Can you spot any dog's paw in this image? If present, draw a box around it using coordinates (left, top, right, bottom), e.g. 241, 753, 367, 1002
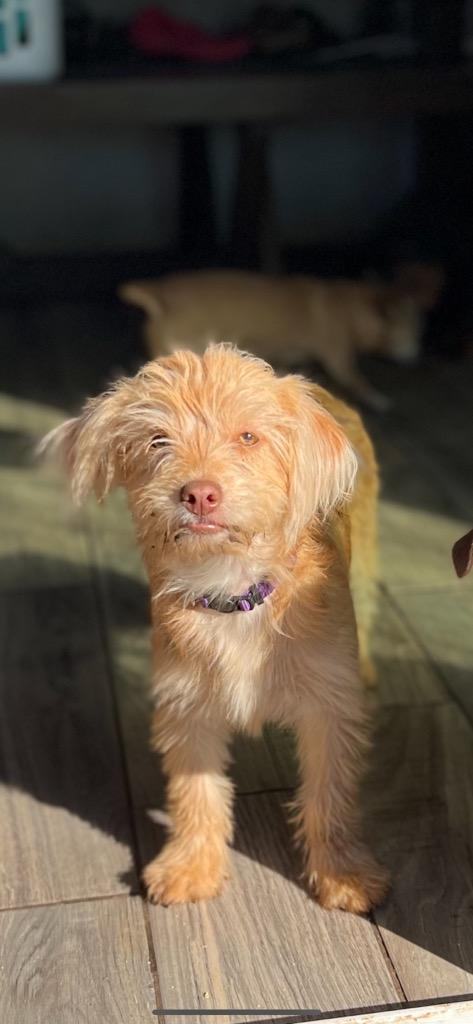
314, 867, 389, 913
143, 845, 229, 905
309, 849, 389, 913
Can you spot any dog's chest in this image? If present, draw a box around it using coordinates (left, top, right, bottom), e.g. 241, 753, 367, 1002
191, 608, 298, 731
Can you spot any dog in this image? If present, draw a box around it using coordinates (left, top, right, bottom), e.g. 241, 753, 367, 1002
43, 345, 388, 912
120, 264, 443, 412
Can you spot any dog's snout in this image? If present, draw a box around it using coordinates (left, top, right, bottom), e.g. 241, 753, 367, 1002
180, 479, 222, 516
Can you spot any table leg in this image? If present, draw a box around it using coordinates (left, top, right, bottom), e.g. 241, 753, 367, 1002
178, 125, 218, 266
230, 124, 280, 272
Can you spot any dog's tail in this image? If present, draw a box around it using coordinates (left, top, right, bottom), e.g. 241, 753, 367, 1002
118, 279, 164, 319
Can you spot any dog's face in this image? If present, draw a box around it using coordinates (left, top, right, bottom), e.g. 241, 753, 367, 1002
45, 346, 356, 569
378, 264, 444, 365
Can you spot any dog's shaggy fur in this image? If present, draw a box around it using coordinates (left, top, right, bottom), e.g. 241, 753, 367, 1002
120, 265, 443, 411
44, 345, 388, 912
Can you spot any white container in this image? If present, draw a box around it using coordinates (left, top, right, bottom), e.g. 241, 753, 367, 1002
0, 0, 63, 81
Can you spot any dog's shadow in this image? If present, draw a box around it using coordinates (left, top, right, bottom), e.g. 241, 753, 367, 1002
2, 553, 473, 977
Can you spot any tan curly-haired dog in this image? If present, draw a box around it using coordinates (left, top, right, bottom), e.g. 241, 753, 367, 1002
43, 345, 387, 912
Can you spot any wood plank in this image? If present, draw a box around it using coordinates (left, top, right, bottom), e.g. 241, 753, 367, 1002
0, 322, 141, 906
0, 896, 157, 1023
370, 592, 447, 708
359, 361, 472, 594
0, 392, 62, 437
372, 425, 470, 593
147, 791, 401, 1024
366, 703, 473, 999
378, 498, 468, 593
231, 726, 297, 793
0, 585, 136, 907
377, 837, 473, 1001
387, 588, 473, 722
0, 393, 94, 589
373, 361, 473, 466
0, 470, 95, 589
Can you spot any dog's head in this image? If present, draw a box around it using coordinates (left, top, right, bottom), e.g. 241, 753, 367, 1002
377, 263, 445, 365
42, 346, 356, 570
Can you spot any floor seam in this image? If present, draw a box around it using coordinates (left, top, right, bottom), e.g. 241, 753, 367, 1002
0, 890, 139, 913
142, 897, 166, 1023
370, 913, 408, 1004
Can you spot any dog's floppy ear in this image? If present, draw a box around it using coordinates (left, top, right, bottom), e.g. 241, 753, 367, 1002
452, 528, 473, 578
279, 377, 358, 546
39, 385, 128, 504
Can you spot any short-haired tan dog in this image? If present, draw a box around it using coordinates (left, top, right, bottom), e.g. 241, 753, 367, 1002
120, 265, 443, 412
44, 345, 388, 912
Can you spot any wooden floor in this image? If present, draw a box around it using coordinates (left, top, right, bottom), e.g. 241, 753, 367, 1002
1, 301, 473, 1024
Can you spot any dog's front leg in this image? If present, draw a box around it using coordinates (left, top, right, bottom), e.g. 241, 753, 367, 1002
143, 707, 233, 905
293, 703, 388, 913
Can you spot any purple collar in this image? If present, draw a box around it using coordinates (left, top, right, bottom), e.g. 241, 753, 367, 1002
196, 580, 275, 613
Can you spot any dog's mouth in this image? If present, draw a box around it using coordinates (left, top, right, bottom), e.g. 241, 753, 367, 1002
185, 520, 227, 535
174, 516, 229, 540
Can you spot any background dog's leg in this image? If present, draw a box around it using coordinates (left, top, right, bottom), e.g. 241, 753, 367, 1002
321, 349, 391, 413
292, 703, 388, 913
143, 710, 233, 905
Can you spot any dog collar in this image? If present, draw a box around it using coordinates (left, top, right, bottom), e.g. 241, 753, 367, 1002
196, 580, 275, 613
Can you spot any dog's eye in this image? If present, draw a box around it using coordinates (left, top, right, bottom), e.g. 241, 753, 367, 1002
149, 433, 170, 449
239, 432, 259, 446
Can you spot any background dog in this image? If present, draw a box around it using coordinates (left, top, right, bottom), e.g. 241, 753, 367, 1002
120, 264, 443, 412
43, 345, 387, 912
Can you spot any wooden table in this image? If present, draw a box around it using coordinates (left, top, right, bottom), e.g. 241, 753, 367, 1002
2, 65, 473, 126
2, 63, 473, 270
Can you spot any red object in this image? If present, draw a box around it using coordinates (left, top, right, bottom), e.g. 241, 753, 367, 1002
129, 8, 252, 62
